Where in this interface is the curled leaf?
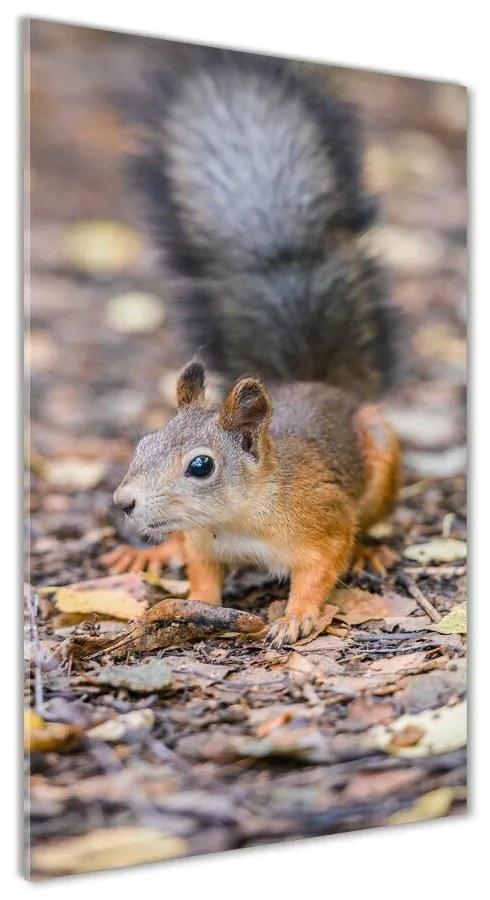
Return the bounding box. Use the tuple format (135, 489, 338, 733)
(68, 598, 266, 659)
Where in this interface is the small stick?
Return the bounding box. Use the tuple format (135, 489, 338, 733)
(396, 572, 442, 623)
(27, 587, 43, 712)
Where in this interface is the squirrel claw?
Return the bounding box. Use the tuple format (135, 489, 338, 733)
(266, 612, 317, 649)
(100, 537, 185, 575)
(351, 543, 398, 577)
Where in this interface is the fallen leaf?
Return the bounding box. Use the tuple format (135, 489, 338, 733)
(255, 711, 295, 737)
(333, 589, 416, 625)
(236, 725, 333, 764)
(346, 697, 396, 727)
(344, 768, 423, 802)
(396, 660, 467, 714)
(63, 220, 142, 274)
(332, 588, 389, 625)
(294, 604, 339, 644)
(387, 787, 457, 825)
(68, 598, 265, 658)
(429, 602, 467, 635)
(104, 292, 165, 333)
(82, 659, 172, 694)
(55, 589, 145, 621)
(30, 826, 186, 876)
(43, 458, 106, 491)
(388, 724, 426, 749)
(403, 538, 467, 565)
(365, 700, 467, 757)
(142, 573, 189, 597)
(51, 573, 150, 621)
(87, 709, 155, 742)
(24, 708, 80, 753)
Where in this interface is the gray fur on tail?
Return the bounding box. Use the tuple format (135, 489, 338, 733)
(131, 44, 401, 399)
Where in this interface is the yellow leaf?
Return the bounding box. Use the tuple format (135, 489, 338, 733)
(31, 827, 186, 876)
(387, 787, 458, 825)
(365, 700, 467, 758)
(104, 292, 165, 333)
(87, 709, 155, 742)
(43, 458, 106, 491)
(24, 709, 80, 753)
(403, 538, 467, 565)
(430, 602, 467, 635)
(142, 573, 189, 596)
(55, 587, 146, 621)
(63, 220, 142, 274)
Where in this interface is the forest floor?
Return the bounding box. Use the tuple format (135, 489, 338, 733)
(25, 21, 467, 877)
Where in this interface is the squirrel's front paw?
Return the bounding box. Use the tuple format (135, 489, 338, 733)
(266, 612, 317, 649)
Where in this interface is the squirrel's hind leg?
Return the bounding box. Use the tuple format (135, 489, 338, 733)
(350, 542, 398, 577)
(100, 533, 186, 575)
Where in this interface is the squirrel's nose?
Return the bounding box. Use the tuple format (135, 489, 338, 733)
(114, 487, 136, 516)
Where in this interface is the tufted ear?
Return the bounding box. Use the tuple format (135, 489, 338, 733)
(219, 376, 271, 454)
(176, 359, 206, 409)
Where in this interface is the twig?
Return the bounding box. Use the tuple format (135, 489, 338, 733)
(395, 572, 442, 623)
(27, 586, 43, 712)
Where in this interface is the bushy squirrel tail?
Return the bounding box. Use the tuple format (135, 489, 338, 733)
(131, 44, 401, 399)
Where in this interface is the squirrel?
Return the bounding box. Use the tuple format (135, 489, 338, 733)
(107, 46, 403, 648)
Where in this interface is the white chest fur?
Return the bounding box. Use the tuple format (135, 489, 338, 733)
(191, 529, 290, 577)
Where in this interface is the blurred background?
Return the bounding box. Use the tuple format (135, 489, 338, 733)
(26, 19, 467, 586)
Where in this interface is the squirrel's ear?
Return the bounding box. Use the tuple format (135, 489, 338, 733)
(219, 376, 271, 453)
(176, 359, 206, 409)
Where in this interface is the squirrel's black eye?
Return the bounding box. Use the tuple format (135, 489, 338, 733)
(186, 455, 215, 478)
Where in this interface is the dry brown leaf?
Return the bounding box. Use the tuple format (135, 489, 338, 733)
(347, 697, 396, 727)
(294, 604, 339, 645)
(332, 588, 389, 625)
(30, 826, 186, 876)
(255, 711, 295, 737)
(236, 725, 333, 763)
(344, 768, 423, 802)
(68, 598, 265, 659)
(333, 589, 416, 625)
